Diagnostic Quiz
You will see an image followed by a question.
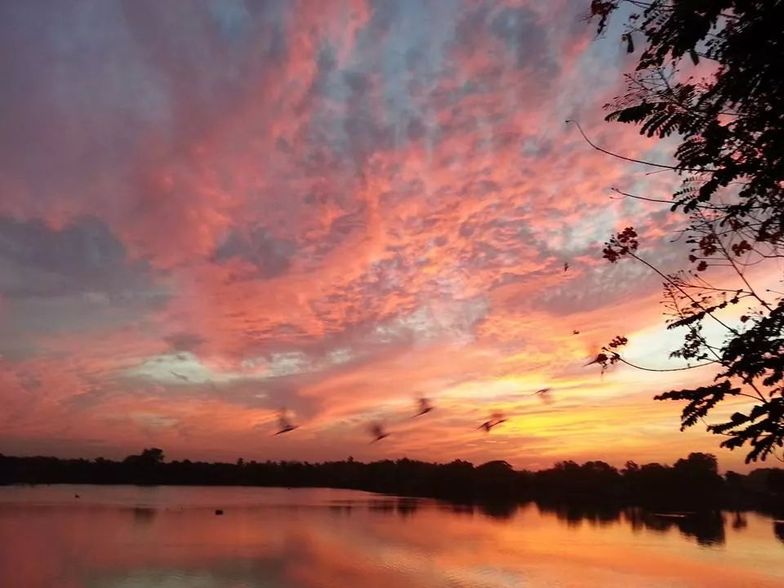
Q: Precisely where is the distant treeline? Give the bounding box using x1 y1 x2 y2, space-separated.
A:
1 449 782 513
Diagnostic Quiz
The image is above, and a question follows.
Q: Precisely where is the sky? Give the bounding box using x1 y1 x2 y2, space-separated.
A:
0 0 764 471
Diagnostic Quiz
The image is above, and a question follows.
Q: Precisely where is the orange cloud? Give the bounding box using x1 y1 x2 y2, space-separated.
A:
0 0 762 472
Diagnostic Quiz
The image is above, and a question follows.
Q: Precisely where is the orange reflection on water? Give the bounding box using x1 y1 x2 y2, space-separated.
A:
0 486 782 588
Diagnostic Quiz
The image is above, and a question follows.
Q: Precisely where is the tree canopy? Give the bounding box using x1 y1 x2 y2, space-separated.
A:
588 1 784 462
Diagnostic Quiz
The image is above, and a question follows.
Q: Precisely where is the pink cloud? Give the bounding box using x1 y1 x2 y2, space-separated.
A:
0 0 753 471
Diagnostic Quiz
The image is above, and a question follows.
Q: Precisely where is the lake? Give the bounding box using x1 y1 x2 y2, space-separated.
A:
0 485 782 587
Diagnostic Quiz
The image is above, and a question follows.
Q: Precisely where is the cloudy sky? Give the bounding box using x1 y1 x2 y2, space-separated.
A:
0 0 757 469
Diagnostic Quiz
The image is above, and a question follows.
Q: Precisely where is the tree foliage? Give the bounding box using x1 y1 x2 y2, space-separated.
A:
588 1 784 462
4 449 782 517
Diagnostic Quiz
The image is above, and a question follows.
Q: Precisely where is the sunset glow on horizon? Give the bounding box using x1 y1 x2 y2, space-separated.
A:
0 0 764 470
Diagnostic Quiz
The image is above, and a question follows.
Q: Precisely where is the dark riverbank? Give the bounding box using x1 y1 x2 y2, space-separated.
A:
2 449 782 515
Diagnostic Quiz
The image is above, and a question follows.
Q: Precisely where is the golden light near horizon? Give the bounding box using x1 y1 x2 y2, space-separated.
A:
0 0 774 473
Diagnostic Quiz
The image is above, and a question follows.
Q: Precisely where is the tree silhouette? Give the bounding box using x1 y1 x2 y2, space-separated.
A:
124 448 165 465
586 1 784 463
1 449 782 513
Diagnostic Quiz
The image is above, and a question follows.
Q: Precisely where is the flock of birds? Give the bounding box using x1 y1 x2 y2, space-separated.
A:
273 388 555 442
266 261 577 443
270 263 579 443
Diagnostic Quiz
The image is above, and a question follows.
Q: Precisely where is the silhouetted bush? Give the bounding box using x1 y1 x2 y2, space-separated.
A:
0 450 781 514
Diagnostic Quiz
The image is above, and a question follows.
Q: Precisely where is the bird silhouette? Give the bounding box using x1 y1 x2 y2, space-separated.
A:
414 397 434 417
572 329 580 335
534 387 554 404
170 371 189 382
274 409 299 435
369 422 390 443
478 412 507 432
563 262 569 272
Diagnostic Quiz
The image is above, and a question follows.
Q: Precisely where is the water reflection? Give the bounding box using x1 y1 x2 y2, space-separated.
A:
132 506 157 525
361 498 784 572
396 497 419 518
538 501 619 528
359 497 781 549
775 520 784 544
731 511 747 530
445 502 475 517
368 498 397 513
477 500 518 520
328 504 353 517
529 502 736 546
0 486 782 588
622 509 725 546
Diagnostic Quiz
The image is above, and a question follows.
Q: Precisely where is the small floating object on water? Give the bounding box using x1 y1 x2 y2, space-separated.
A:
74 494 80 499
215 509 224 515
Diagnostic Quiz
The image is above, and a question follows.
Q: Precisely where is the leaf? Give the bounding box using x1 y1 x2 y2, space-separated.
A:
625 33 635 53
595 1 784 464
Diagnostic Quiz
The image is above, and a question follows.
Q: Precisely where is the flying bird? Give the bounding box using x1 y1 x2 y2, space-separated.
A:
572 329 580 335
369 422 390 443
478 412 507 432
414 397 434 417
170 371 189 382
275 409 299 435
535 387 554 404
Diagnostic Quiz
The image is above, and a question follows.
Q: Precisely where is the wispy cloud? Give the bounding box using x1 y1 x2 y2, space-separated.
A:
0 0 741 469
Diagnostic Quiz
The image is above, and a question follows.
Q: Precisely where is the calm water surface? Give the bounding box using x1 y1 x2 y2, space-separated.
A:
0 485 782 587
